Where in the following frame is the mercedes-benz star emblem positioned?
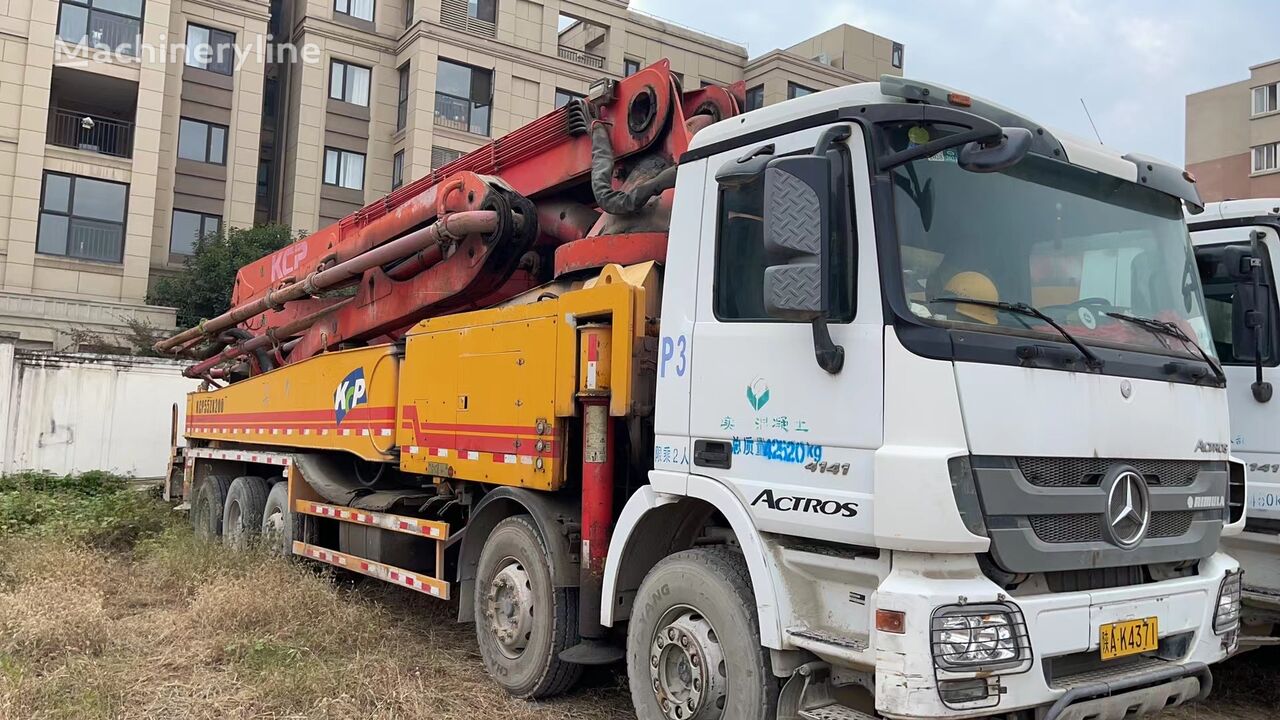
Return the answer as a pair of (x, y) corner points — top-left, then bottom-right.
(1103, 468), (1150, 549)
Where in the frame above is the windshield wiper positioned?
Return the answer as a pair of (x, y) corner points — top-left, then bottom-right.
(1104, 312), (1226, 384)
(929, 297), (1104, 370)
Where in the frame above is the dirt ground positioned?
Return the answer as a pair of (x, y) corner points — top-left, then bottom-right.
(0, 530), (1275, 720)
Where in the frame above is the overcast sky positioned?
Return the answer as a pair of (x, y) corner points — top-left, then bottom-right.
(630, 0), (1277, 165)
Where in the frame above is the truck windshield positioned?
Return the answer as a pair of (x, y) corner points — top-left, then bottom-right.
(890, 127), (1215, 362)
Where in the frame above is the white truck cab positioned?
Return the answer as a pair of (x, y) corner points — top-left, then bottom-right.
(607, 77), (1245, 720)
(1188, 199), (1280, 645)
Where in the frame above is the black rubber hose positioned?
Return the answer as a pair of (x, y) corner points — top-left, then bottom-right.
(224, 328), (276, 374)
(590, 122), (678, 216)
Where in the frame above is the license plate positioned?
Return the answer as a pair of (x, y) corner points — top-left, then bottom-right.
(1099, 617), (1159, 661)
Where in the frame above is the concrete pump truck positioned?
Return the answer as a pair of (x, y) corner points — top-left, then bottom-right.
(1189, 199), (1280, 646)
(161, 64), (1246, 719)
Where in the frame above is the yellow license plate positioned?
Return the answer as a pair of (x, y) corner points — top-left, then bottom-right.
(1099, 617), (1159, 661)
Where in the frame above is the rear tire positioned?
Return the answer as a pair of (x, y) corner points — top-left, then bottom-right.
(474, 515), (582, 699)
(260, 481), (305, 556)
(223, 476), (271, 550)
(627, 547), (777, 720)
(191, 475), (233, 542)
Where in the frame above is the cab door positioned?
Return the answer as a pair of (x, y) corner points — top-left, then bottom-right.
(682, 123), (883, 546)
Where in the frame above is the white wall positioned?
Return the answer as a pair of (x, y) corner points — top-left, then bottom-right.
(0, 345), (200, 478)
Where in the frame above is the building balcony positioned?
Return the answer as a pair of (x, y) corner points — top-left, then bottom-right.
(434, 93), (490, 136)
(48, 109), (134, 159)
(56, 0), (142, 57)
(558, 45), (605, 69)
(46, 67), (137, 160)
(439, 0), (496, 37)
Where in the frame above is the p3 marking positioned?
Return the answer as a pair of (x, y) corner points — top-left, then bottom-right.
(660, 335), (688, 378)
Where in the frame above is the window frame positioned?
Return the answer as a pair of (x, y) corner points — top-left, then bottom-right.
(56, 0), (145, 56)
(891, 42), (904, 69)
(710, 143), (856, 323)
(431, 145), (463, 170)
(323, 147), (366, 190)
(176, 117), (228, 165)
(467, 0), (496, 22)
(434, 58), (493, 136)
(37, 171), (129, 264)
(392, 149), (405, 189)
(333, 0), (374, 22)
(1254, 142), (1279, 174)
(744, 84), (764, 111)
(330, 58), (372, 107)
(184, 22), (235, 75)
(554, 87), (584, 108)
(169, 208), (222, 256)
(1253, 83), (1279, 116)
(403, 0), (413, 24)
(623, 57), (641, 77)
(396, 62), (410, 130)
(787, 82), (816, 100)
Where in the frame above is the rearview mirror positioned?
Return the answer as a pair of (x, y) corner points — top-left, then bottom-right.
(958, 127), (1033, 173)
(1233, 280), (1273, 363)
(762, 155), (828, 320)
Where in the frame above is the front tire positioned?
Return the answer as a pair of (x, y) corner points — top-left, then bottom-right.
(474, 515), (582, 699)
(627, 547), (777, 720)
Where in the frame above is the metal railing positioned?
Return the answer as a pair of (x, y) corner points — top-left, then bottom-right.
(433, 93), (489, 135)
(439, 0), (496, 36)
(558, 45), (605, 69)
(48, 109), (134, 158)
(57, 6), (141, 56)
(67, 218), (124, 262)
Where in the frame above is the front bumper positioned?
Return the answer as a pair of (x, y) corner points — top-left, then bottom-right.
(871, 552), (1238, 719)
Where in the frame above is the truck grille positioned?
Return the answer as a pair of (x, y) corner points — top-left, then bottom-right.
(1030, 511), (1195, 544)
(1017, 457), (1200, 488)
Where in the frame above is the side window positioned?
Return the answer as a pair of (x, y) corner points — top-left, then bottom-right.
(1201, 240), (1279, 365)
(712, 144), (855, 322)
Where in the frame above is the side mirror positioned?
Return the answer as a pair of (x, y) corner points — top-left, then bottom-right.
(958, 127), (1033, 174)
(761, 126), (850, 374)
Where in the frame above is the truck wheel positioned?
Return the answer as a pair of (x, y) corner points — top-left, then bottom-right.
(474, 515), (582, 699)
(223, 476), (270, 550)
(191, 475), (233, 542)
(627, 547), (777, 720)
(261, 481), (302, 556)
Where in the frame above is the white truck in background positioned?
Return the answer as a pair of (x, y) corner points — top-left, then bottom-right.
(1189, 199), (1280, 645)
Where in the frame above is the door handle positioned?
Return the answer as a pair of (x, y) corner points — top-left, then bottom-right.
(694, 440), (732, 469)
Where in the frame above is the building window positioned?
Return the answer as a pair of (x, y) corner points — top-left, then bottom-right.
(1254, 83), (1279, 116)
(395, 62), (410, 130)
(745, 85), (764, 111)
(324, 147), (366, 190)
(432, 146), (463, 170)
(554, 88), (584, 108)
(57, 0), (142, 56)
(787, 82), (815, 100)
(672, 71), (684, 88)
(624, 58), (641, 77)
(177, 118), (227, 164)
(256, 159), (271, 198)
(435, 59), (492, 136)
(334, 0), (373, 21)
(891, 42), (904, 69)
(404, 0), (412, 24)
(467, 0), (495, 22)
(170, 209), (221, 255)
(184, 23), (235, 75)
(37, 172), (127, 263)
(330, 60), (371, 106)
(392, 150), (405, 189)
(1254, 143), (1279, 173)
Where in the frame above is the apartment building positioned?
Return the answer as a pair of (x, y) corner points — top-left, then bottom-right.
(0, 0), (901, 349)
(1186, 57), (1280, 203)
(262, 1), (904, 233)
(0, 0), (267, 349)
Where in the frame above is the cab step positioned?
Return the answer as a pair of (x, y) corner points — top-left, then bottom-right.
(799, 706), (878, 720)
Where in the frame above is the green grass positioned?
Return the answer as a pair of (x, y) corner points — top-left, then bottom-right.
(0, 470), (175, 550)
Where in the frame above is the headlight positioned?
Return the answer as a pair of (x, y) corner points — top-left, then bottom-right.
(931, 603), (1031, 672)
(1214, 570), (1244, 635)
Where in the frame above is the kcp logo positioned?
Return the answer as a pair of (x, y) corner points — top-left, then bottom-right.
(334, 368), (368, 424)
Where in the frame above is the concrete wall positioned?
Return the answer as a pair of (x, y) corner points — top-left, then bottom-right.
(0, 345), (200, 478)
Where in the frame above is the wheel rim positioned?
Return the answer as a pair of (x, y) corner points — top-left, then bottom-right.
(226, 499), (243, 545)
(263, 508), (286, 552)
(649, 607), (727, 720)
(485, 557), (535, 660)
